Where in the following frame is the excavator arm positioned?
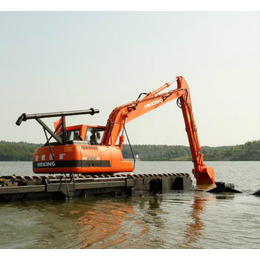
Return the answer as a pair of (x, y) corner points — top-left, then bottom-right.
(102, 76), (215, 185)
(177, 77), (215, 185)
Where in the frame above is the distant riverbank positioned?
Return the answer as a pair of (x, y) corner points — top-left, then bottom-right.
(0, 140), (259, 161)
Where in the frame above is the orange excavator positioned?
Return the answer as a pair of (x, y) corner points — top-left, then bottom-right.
(16, 76), (215, 186)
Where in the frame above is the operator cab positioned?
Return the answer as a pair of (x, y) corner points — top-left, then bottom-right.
(66, 125), (105, 145)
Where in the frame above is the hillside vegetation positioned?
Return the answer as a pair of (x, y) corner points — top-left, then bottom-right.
(0, 141), (40, 161)
(0, 140), (259, 161)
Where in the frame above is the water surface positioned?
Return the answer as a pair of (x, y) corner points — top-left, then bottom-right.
(0, 161), (259, 249)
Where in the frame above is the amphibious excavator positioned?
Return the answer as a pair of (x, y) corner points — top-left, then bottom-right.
(16, 76), (215, 186)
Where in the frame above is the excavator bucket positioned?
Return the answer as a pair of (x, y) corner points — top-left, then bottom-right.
(193, 166), (215, 185)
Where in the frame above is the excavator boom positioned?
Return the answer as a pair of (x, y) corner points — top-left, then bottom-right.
(102, 85), (186, 146)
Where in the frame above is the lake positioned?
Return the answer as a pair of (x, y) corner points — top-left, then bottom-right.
(0, 161), (259, 249)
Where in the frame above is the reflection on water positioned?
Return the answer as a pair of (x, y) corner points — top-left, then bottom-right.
(66, 193), (231, 249)
(0, 161), (260, 249)
(0, 191), (259, 249)
(74, 201), (140, 249)
(183, 196), (206, 248)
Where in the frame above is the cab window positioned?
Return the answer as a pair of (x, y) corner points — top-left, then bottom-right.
(85, 127), (105, 145)
(67, 130), (83, 141)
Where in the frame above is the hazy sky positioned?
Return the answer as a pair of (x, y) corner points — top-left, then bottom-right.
(0, 12), (259, 147)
